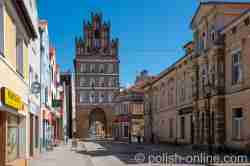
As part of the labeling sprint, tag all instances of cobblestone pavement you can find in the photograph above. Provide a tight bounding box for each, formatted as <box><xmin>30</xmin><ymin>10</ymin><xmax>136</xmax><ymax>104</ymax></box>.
<box><xmin>30</xmin><ymin>141</ymin><xmax>249</xmax><ymax>166</ymax></box>
<box><xmin>81</xmin><ymin>141</ymin><xmax>205</xmax><ymax>166</ymax></box>
<box><xmin>29</xmin><ymin>144</ymin><xmax>93</xmax><ymax>166</ymax></box>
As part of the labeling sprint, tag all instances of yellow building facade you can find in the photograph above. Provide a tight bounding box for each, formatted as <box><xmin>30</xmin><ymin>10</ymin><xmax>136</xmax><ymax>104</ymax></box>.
<box><xmin>0</xmin><ymin>1</ymin><xmax>37</xmax><ymax>166</ymax></box>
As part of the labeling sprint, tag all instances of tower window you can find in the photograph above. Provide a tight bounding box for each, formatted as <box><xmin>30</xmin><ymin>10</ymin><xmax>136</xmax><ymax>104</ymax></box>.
<box><xmin>95</xmin><ymin>30</ymin><xmax>100</xmax><ymax>39</ymax></box>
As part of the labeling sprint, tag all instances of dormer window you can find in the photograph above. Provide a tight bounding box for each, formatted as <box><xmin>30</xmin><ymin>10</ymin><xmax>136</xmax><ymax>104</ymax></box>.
<box><xmin>244</xmin><ymin>17</ymin><xmax>250</xmax><ymax>26</ymax></box>
<box><xmin>231</xmin><ymin>27</ymin><xmax>237</xmax><ymax>34</ymax></box>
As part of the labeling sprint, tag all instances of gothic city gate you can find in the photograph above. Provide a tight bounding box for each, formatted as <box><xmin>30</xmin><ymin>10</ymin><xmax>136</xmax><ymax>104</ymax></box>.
<box><xmin>88</xmin><ymin>108</ymin><xmax>107</xmax><ymax>138</ymax></box>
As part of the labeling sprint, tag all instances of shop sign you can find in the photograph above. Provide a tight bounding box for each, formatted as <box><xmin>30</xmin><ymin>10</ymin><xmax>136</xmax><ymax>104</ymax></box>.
<box><xmin>52</xmin><ymin>99</ymin><xmax>62</xmax><ymax>108</ymax></box>
<box><xmin>1</xmin><ymin>87</ymin><xmax>23</xmax><ymax>110</ymax></box>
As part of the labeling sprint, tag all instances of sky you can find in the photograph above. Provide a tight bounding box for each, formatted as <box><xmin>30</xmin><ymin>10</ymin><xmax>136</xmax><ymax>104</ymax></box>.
<box><xmin>38</xmin><ymin>0</ymin><xmax>200</xmax><ymax>87</ymax></box>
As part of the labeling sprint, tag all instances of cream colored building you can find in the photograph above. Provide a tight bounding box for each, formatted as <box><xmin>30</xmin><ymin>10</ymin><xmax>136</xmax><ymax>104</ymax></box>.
<box><xmin>0</xmin><ymin>0</ymin><xmax>37</xmax><ymax>166</ymax></box>
<box><xmin>190</xmin><ymin>1</ymin><xmax>250</xmax><ymax>150</ymax></box>
<box><xmin>144</xmin><ymin>2</ymin><xmax>250</xmax><ymax>151</ymax></box>
<box><xmin>221</xmin><ymin>10</ymin><xmax>250</xmax><ymax>150</ymax></box>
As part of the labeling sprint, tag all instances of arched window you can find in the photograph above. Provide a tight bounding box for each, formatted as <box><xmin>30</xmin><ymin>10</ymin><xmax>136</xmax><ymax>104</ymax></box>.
<box><xmin>90</xmin><ymin>91</ymin><xmax>95</xmax><ymax>103</ymax></box>
<box><xmin>90</xmin><ymin>78</ymin><xmax>95</xmax><ymax>88</ymax></box>
<box><xmin>99</xmin><ymin>64</ymin><xmax>104</xmax><ymax>73</ymax></box>
<box><xmin>99</xmin><ymin>92</ymin><xmax>104</xmax><ymax>103</ymax></box>
<box><xmin>108</xmin><ymin>64</ymin><xmax>114</xmax><ymax>73</ymax></box>
<box><xmin>108</xmin><ymin>78</ymin><xmax>114</xmax><ymax>87</ymax></box>
<box><xmin>80</xmin><ymin>92</ymin><xmax>85</xmax><ymax>103</ymax></box>
<box><xmin>108</xmin><ymin>92</ymin><xmax>113</xmax><ymax>102</ymax></box>
<box><xmin>90</xmin><ymin>64</ymin><xmax>95</xmax><ymax>73</ymax></box>
<box><xmin>80</xmin><ymin>77</ymin><xmax>85</xmax><ymax>87</ymax></box>
<box><xmin>99</xmin><ymin>77</ymin><xmax>105</xmax><ymax>87</ymax></box>
<box><xmin>80</xmin><ymin>63</ymin><xmax>86</xmax><ymax>73</ymax></box>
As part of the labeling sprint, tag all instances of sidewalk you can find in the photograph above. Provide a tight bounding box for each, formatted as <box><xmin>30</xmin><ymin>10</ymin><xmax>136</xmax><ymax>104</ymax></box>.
<box><xmin>29</xmin><ymin>144</ymin><xmax>93</xmax><ymax>166</ymax></box>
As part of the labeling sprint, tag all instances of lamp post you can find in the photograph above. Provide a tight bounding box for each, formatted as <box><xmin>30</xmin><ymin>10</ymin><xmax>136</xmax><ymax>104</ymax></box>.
<box><xmin>204</xmin><ymin>72</ymin><xmax>217</xmax><ymax>162</ymax></box>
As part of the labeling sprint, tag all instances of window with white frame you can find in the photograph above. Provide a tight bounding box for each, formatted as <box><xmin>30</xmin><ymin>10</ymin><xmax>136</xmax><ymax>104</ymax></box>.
<box><xmin>99</xmin><ymin>77</ymin><xmax>105</xmax><ymax>87</ymax></box>
<box><xmin>169</xmin><ymin>118</ymin><xmax>173</xmax><ymax>138</ymax></box>
<box><xmin>108</xmin><ymin>64</ymin><xmax>114</xmax><ymax>73</ymax></box>
<box><xmin>90</xmin><ymin>78</ymin><xmax>95</xmax><ymax>87</ymax></box>
<box><xmin>108</xmin><ymin>92</ymin><xmax>113</xmax><ymax>102</ymax></box>
<box><xmin>80</xmin><ymin>77</ymin><xmax>85</xmax><ymax>87</ymax></box>
<box><xmin>89</xmin><ymin>91</ymin><xmax>95</xmax><ymax>103</ymax></box>
<box><xmin>99</xmin><ymin>92</ymin><xmax>104</xmax><ymax>103</ymax></box>
<box><xmin>80</xmin><ymin>92</ymin><xmax>85</xmax><ymax>103</ymax></box>
<box><xmin>80</xmin><ymin>63</ymin><xmax>86</xmax><ymax>72</ymax></box>
<box><xmin>232</xmin><ymin>51</ymin><xmax>242</xmax><ymax>85</ymax></box>
<box><xmin>90</xmin><ymin>64</ymin><xmax>95</xmax><ymax>73</ymax></box>
<box><xmin>232</xmin><ymin>108</ymin><xmax>243</xmax><ymax>140</ymax></box>
<box><xmin>99</xmin><ymin>64</ymin><xmax>104</xmax><ymax>73</ymax></box>
<box><xmin>180</xmin><ymin>116</ymin><xmax>185</xmax><ymax>139</ymax></box>
<box><xmin>16</xmin><ymin>38</ymin><xmax>24</xmax><ymax>76</ymax></box>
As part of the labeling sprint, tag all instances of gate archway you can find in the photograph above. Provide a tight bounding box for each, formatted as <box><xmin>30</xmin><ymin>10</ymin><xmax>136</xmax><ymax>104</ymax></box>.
<box><xmin>88</xmin><ymin>108</ymin><xmax>107</xmax><ymax>138</ymax></box>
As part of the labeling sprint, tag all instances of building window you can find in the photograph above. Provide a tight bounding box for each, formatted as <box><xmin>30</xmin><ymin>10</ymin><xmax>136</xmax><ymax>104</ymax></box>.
<box><xmin>108</xmin><ymin>77</ymin><xmax>114</xmax><ymax>87</ymax></box>
<box><xmin>16</xmin><ymin>38</ymin><xmax>24</xmax><ymax>76</ymax></box>
<box><xmin>180</xmin><ymin>116</ymin><xmax>185</xmax><ymax>139</ymax></box>
<box><xmin>124</xmin><ymin>126</ymin><xmax>129</xmax><ymax>137</ymax></box>
<box><xmin>169</xmin><ymin>118</ymin><xmax>173</xmax><ymax>138</ymax></box>
<box><xmin>80</xmin><ymin>77</ymin><xmax>85</xmax><ymax>87</ymax></box>
<box><xmin>99</xmin><ymin>92</ymin><xmax>104</xmax><ymax>103</ymax></box>
<box><xmin>90</xmin><ymin>64</ymin><xmax>95</xmax><ymax>73</ymax></box>
<box><xmin>244</xmin><ymin>17</ymin><xmax>250</xmax><ymax>26</ymax></box>
<box><xmin>89</xmin><ymin>91</ymin><xmax>95</xmax><ymax>103</ymax></box>
<box><xmin>211</xmin><ymin>30</ymin><xmax>216</xmax><ymax>41</ymax></box>
<box><xmin>80</xmin><ymin>63</ymin><xmax>86</xmax><ymax>73</ymax></box>
<box><xmin>231</xmin><ymin>27</ymin><xmax>237</xmax><ymax>34</ymax></box>
<box><xmin>108</xmin><ymin>93</ymin><xmax>113</xmax><ymax>102</ymax></box>
<box><xmin>99</xmin><ymin>64</ymin><xmax>104</xmax><ymax>73</ymax></box>
<box><xmin>45</xmin><ymin>87</ymin><xmax>48</xmax><ymax>104</ymax></box>
<box><xmin>94</xmin><ymin>39</ymin><xmax>101</xmax><ymax>49</ymax></box>
<box><xmin>35</xmin><ymin>116</ymin><xmax>39</xmax><ymax>148</ymax></box>
<box><xmin>232</xmin><ymin>51</ymin><xmax>241</xmax><ymax>85</ymax></box>
<box><xmin>90</xmin><ymin>78</ymin><xmax>95</xmax><ymax>88</ymax></box>
<box><xmin>232</xmin><ymin>108</ymin><xmax>243</xmax><ymax>140</ymax></box>
<box><xmin>99</xmin><ymin>77</ymin><xmax>105</xmax><ymax>87</ymax></box>
<box><xmin>0</xmin><ymin>5</ymin><xmax>3</xmax><ymax>55</ymax></box>
<box><xmin>108</xmin><ymin>64</ymin><xmax>114</xmax><ymax>73</ymax></box>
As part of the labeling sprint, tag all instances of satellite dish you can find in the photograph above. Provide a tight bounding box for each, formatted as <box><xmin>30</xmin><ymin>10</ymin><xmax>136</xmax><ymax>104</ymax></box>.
<box><xmin>31</xmin><ymin>81</ymin><xmax>41</xmax><ymax>94</ymax></box>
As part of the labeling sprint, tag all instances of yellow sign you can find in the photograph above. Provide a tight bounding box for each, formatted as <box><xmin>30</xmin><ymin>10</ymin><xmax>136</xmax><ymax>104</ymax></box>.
<box><xmin>1</xmin><ymin>87</ymin><xmax>23</xmax><ymax>110</ymax></box>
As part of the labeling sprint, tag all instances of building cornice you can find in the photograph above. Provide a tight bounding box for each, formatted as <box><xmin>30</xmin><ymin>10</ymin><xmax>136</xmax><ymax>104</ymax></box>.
<box><xmin>13</xmin><ymin>0</ymin><xmax>37</xmax><ymax>39</ymax></box>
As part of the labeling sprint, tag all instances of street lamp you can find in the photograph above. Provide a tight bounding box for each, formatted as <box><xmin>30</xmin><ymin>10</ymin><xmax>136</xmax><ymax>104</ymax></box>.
<box><xmin>204</xmin><ymin>74</ymin><xmax>216</xmax><ymax>161</ymax></box>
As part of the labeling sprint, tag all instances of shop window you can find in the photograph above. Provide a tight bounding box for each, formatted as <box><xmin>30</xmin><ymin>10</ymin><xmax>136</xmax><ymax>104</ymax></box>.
<box><xmin>7</xmin><ymin>115</ymin><xmax>19</xmax><ymax>162</ymax></box>
<box><xmin>232</xmin><ymin>108</ymin><xmax>243</xmax><ymax>140</ymax></box>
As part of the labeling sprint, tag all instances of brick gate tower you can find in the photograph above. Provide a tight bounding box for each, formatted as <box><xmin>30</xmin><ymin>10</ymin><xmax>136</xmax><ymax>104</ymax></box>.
<box><xmin>74</xmin><ymin>12</ymin><xmax>120</xmax><ymax>138</ymax></box>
